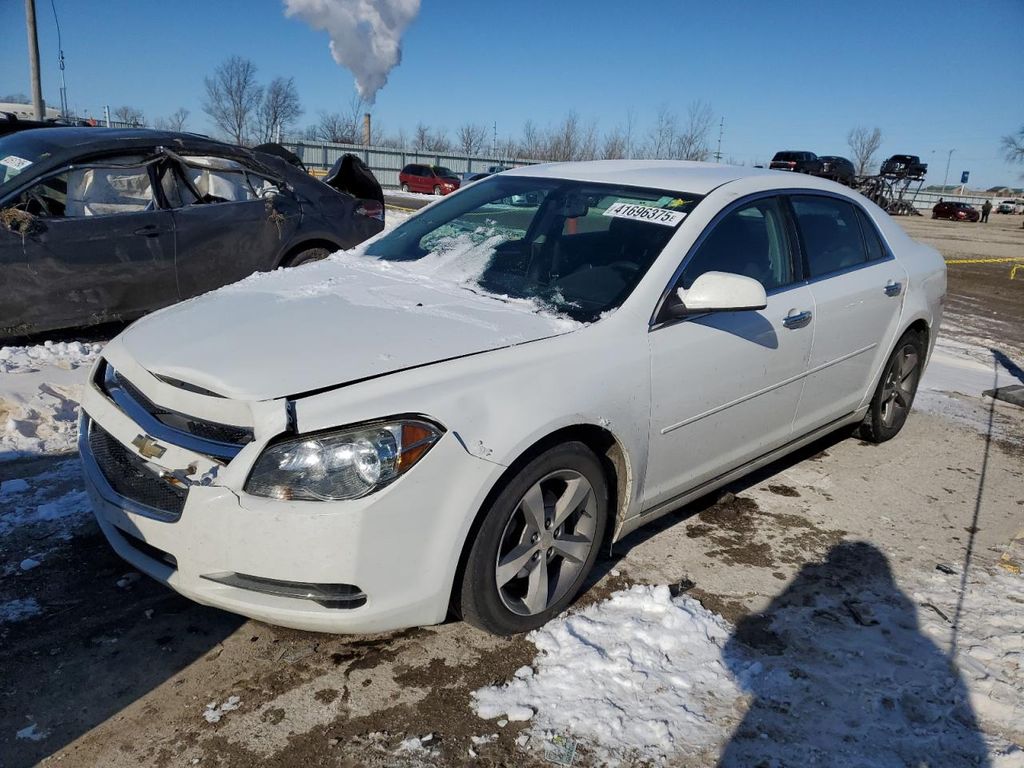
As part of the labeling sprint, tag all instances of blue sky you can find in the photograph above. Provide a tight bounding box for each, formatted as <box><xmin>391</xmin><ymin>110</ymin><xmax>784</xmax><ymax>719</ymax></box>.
<box><xmin>3</xmin><ymin>0</ymin><xmax>1022</xmax><ymax>187</ymax></box>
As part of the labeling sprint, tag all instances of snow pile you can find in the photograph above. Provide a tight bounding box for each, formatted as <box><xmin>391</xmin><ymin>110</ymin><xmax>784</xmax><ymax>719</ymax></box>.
<box><xmin>0</xmin><ymin>341</ymin><xmax>103</xmax><ymax>459</ymax></box>
<box><xmin>203</xmin><ymin>696</ymin><xmax>241</xmax><ymax>724</ymax></box>
<box><xmin>216</xmin><ymin>233</ymin><xmax>582</xmax><ymax>337</ymax></box>
<box><xmin>473</xmin><ymin>585</ymin><xmax>749</xmax><ymax>762</ymax></box>
<box><xmin>474</xmin><ymin>555</ymin><xmax>1024</xmax><ymax>766</ymax></box>
<box><xmin>0</xmin><ymin>460</ymin><xmax>92</xmax><ymax>539</ymax></box>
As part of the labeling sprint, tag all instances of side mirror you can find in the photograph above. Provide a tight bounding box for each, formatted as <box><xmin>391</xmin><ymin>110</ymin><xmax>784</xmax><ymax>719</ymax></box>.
<box><xmin>668</xmin><ymin>271</ymin><xmax>767</xmax><ymax>317</ymax></box>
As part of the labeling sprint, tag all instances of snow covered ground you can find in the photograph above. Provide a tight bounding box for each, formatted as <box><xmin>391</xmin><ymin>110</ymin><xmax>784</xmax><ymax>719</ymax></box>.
<box><xmin>0</xmin><ymin>342</ymin><xmax>103</xmax><ymax>460</ymax></box>
<box><xmin>474</xmin><ymin>563</ymin><xmax>1024</xmax><ymax>766</ymax></box>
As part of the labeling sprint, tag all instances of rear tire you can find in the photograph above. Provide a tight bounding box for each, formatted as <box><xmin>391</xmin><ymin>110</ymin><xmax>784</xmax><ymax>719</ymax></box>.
<box><xmin>285</xmin><ymin>247</ymin><xmax>330</xmax><ymax>268</ymax></box>
<box><xmin>859</xmin><ymin>329</ymin><xmax>925</xmax><ymax>443</ymax></box>
<box><xmin>458</xmin><ymin>442</ymin><xmax>608</xmax><ymax>636</ymax></box>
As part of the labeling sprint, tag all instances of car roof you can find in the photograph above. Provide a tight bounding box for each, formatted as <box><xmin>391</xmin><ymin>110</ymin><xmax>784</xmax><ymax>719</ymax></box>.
<box><xmin>504</xmin><ymin>159</ymin><xmax>786</xmax><ymax>195</ymax></box>
<box><xmin>0</xmin><ymin>126</ymin><xmax>236</xmax><ymax>160</ymax></box>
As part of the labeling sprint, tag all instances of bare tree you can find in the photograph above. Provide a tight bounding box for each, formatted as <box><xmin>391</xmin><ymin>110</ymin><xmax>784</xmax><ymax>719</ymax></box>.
<box><xmin>1</xmin><ymin>93</ymin><xmax>30</xmax><ymax>103</ymax></box>
<box><xmin>644</xmin><ymin>105</ymin><xmax>679</xmax><ymax>159</ymax></box>
<box><xmin>113</xmin><ymin>105</ymin><xmax>145</xmax><ymax>127</ymax></box>
<box><xmin>155</xmin><ymin>107</ymin><xmax>190</xmax><ymax>132</ymax></box>
<box><xmin>456</xmin><ymin>122</ymin><xmax>488</xmax><ymax>155</ymax></box>
<box><xmin>847</xmin><ymin>126</ymin><xmax>883</xmax><ymax>176</ymax></box>
<box><xmin>203</xmin><ymin>55</ymin><xmax>263</xmax><ymax>145</ymax></box>
<box><xmin>315</xmin><ymin>111</ymin><xmax>357</xmax><ymax>143</ymax></box>
<box><xmin>602</xmin><ymin>127</ymin><xmax>628</xmax><ymax>159</ymax></box>
<box><xmin>675</xmin><ymin>100</ymin><xmax>714</xmax><ymax>161</ymax></box>
<box><xmin>518</xmin><ymin>120</ymin><xmax>545</xmax><ymax>160</ymax></box>
<box><xmin>256</xmin><ymin>77</ymin><xmax>303</xmax><ymax>143</ymax></box>
<box><xmin>412</xmin><ymin>123</ymin><xmax>451</xmax><ymax>152</ymax></box>
<box><xmin>1002</xmin><ymin>125</ymin><xmax>1024</xmax><ymax>165</ymax></box>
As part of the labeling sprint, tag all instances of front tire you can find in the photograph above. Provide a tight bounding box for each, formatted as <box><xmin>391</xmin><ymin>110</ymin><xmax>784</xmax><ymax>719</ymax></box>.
<box><xmin>401</xmin><ymin>183</ymin><xmax>409</xmax><ymax>192</ymax></box>
<box><xmin>433</xmin><ymin>185</ymin><xmax>442</xmax><ymax>195</ymax></box>
<box><xmin>860</xmin><ymin>329</ymin><xmax>925</xmax><ymax>443</ymax></box>
<box><xmin>458</xmin><ymin>442</ymin><xmax>608</xmax><ymax>635</ymax></box>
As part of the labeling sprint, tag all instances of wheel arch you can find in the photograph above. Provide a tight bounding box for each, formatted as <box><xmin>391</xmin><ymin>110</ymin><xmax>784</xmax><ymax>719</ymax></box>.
<box><xmin>276</xmin><ymin>237</ymin><xmax>343</xmax><ymax>268</ymax></box>
<box><xmin>448</xmin><ymin>422</ymin><xmax>632</xmax><ymax>614</ymax></box>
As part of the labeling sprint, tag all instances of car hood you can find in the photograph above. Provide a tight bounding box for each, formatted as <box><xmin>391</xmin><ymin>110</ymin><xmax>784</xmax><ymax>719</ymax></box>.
<box><xmin>119</xmin><ymin>253</ymin><xmax>581</xmax><ymax>401</ymax></box>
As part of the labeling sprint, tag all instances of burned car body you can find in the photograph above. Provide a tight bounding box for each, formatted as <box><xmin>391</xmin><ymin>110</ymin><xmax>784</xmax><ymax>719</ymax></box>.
<box><xmin>0</xmin><ymin>128</ymin><xmax>384</xmax><ymax>339</ymax></box>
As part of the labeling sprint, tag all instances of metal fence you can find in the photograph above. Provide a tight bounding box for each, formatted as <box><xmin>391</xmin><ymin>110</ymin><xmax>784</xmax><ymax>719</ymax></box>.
<box><xmin>279</xmin><ymin>140</ymin><xmax>538</xmax><ymax>188</ymax></box>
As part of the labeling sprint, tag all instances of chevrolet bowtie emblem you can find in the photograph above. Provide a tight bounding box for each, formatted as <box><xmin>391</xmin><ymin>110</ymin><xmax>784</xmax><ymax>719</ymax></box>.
<box><xmin>132</xmin><ymin>434</ymin><xmax>167</xmax><ymax>460</ymax></box>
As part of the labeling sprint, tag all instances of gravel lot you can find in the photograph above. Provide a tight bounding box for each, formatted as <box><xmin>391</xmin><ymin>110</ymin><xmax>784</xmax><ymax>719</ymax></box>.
<box><xmin>1</xmin><ymin>212</ymin><xmax>1022</xmax><ymax>768</ymax></box>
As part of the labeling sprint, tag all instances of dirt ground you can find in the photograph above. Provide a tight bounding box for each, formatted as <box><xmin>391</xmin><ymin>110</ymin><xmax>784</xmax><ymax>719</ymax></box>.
<box><xmin>1</xmin><ymin>213</ymin><xmax>1022</xmax><ymax>768</ymax></box>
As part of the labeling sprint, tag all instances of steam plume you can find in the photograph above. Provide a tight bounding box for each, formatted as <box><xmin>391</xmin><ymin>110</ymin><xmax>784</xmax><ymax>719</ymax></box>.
<box><xmin>284</xmin><ymin>0</ymin><xmax>420</xmax><ymax>103</ymax></box>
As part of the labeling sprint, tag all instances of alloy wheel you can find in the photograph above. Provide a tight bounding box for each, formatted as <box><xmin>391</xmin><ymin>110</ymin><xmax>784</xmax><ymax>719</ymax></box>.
<box><xmin>880</xmin><ymin>343</ymin><xmax>920</xmax><ymax>428</ymax></box>
<box><xmin>494</xmin><ymin>470</ymin><xmax>598</xmax><ymax>616</ymax></box>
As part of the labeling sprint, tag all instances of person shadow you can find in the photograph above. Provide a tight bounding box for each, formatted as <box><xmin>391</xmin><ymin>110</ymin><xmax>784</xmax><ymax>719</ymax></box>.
<box><xmin>718</xmin><ymin>541</ymin><xmax>991</xmax><ymax>767</ymax></box>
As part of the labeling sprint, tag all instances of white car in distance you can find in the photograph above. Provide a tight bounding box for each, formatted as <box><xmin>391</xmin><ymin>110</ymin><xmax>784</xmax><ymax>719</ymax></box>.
<box><xmin>79</xmin><ymin>161</ymin><xmax>946</xmax><ymax>636</ymax></box>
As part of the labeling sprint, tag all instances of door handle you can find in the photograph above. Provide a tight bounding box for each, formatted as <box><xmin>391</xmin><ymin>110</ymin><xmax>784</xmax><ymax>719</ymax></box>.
<box><xmin>884</xmin><ymin>280</ymin><xmax>902</xmax><ymax>297</ymax></box>
<box><xmin>783</xmin><ymin>310</ymin><xmax>812</xmax><ymax>329</ymax></box>
<box><xmin>133</xmin><ymin>225</ymin><xmax>161</xmax><ymax>238</ymax></box>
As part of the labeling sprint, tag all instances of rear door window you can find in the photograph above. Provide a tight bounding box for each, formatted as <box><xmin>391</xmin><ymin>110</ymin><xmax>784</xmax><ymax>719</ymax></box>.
<box><xmin>790</xmin><ymin>195</ymin><xmax>868</xmax><ymax>278</ymax></box>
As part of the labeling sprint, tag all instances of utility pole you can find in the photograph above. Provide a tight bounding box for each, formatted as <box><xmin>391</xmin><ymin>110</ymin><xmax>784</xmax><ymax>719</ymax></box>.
<box><xmin>942</xmin><ymin>148</ymin><xmax>955</xmax><ymax>193</ymax></box>
<box><xmin>25</xmin><ymin>0</ymin><xmax>45</xmax><ymax>120</ymax></box>
<box><xmin>713</xmin><ymin>116</ymin><xmax>724</xmax><ymax>163</ymax></box>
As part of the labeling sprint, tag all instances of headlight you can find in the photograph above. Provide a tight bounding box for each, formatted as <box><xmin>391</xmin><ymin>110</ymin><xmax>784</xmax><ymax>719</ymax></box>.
<box><xmin>245</xmin><ymin>419</ymin><xmax>442</xmax><ymax>501</ymax></box>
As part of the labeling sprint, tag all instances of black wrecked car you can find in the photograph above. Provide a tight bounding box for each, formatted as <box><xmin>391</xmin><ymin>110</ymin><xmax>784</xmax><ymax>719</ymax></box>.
<box><xmin>0</xmin><ymin>128</ymin><xmax>384</xmax><ymax>339</ymax></box>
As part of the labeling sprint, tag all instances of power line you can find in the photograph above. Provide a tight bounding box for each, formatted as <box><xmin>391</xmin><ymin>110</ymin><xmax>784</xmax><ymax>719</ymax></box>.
<box><xmin>50</xmin><ymin>0</ymin><xmax>68</xmax><ymax>116</ymax></box>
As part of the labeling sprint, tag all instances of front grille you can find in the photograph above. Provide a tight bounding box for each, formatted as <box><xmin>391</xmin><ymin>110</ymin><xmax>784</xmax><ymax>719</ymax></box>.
<box><xmin>88</xmin><ymin>421</ymin><xmax>187</xmax><ymax>518</ymax></box>
<box><xmin>110</xmin><ymin>369</ymin><xmax>254</xmax><ymax>447</ymax></box>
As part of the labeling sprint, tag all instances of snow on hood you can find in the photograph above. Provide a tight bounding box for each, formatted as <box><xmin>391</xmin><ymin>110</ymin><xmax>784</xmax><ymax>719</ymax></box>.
<box><xmin>119</xmin><ymin>243</ymin><xmax>581</xmax><ymax>401</ymax></box>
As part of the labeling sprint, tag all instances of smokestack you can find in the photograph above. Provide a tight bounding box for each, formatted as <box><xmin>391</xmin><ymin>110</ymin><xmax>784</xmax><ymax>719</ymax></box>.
<box><xmin>363</xmin><ymin>113</ymin><xmax>371</xmax><ymax>146</ymax></box>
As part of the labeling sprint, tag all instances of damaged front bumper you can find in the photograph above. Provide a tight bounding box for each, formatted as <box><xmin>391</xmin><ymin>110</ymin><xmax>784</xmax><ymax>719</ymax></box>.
<box><xmin>78</xmin><ymin>339</ymin><xmax>501</xmax><ymax>634</ymax></box>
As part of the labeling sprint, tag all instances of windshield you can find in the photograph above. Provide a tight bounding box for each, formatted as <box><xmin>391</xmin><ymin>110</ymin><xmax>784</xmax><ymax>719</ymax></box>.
<box><xmin>432</xmin><ymin>166</ymin><xmax>455</xmax><ymax>177</ymax></box>
<box><xmin>0</xmin><ymin>132</ymin><xmax>61</xmax><ymax>186</ymax></box>
<box><xmin>364</xmin><ymin>175</ymin><xmax>702</xmax><ymax>322</ymax></box>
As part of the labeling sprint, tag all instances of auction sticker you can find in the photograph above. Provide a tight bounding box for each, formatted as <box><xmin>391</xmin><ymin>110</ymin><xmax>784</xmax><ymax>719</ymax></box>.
<box><xmin>602</xmin><ymin>201</ymin><xmax>686</xmax><ymax>227</ymax></box>
<box><xmin>0</xmin><ymin>155</ymin><xmax>32</xmax><ymax>171</ymax></box>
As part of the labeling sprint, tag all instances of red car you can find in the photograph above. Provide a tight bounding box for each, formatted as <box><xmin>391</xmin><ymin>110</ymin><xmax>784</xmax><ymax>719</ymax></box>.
<box><xmin>398</xmin><ymin>163</ymin><xmax>461</xmax><ymax>195</ymax></box>
<box><xmin>932</xmin><ymin>201</ymin><xmax>980</xmax><ymax>222</ymax></box>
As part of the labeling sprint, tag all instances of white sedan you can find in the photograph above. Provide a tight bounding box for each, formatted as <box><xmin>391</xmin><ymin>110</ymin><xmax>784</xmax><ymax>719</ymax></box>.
<box><xmin>79</xmin><ymin>161</ymin><xmax>945</xmax><ymax>635</ymax></box>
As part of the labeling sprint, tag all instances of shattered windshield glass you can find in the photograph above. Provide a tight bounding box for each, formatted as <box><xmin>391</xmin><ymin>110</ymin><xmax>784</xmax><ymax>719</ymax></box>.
<box><xmin>364</xmin><ymin>176</ymin><xmax>702</xmax><ymax>322</ymax></box>
<box><xmin>0</xmin><ymin>132</ymin><xmax>60</xmax><ymax>186</ymax></box>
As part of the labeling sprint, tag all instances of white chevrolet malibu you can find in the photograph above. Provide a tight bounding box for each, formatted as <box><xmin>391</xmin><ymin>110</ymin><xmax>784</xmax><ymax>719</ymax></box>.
<box><xmin>79</xmin><ymin>161</ymin><xmax>945</xmax><ymax>636</ymax></box>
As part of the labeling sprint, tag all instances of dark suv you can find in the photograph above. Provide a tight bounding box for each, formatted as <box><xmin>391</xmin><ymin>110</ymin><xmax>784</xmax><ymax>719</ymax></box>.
<box><xmin>770</xmin><ymin>151</ymin><xmax>823</xmax><ymax>174</ymax></box>
<box><xmin>816</xmin><ymin>156</ymin><xmax>856</xmax><ymax>185</ymax></box>
<box><xmin>880</xmin><ymin>155</ymin><xmax>927</xmax><ymax>179</ymax></box>
<box><xmin>398</xmin><ymin>164</ymin><xmax>461</xmax><ymax>195</ymax></box>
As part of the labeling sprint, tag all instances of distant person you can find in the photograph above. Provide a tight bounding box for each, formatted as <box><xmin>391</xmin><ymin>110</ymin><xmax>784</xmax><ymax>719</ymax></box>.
<box><xmin>981</xmin><ymin>199</ymin><xmax>992</xmax><ymax>223</ymax></box>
